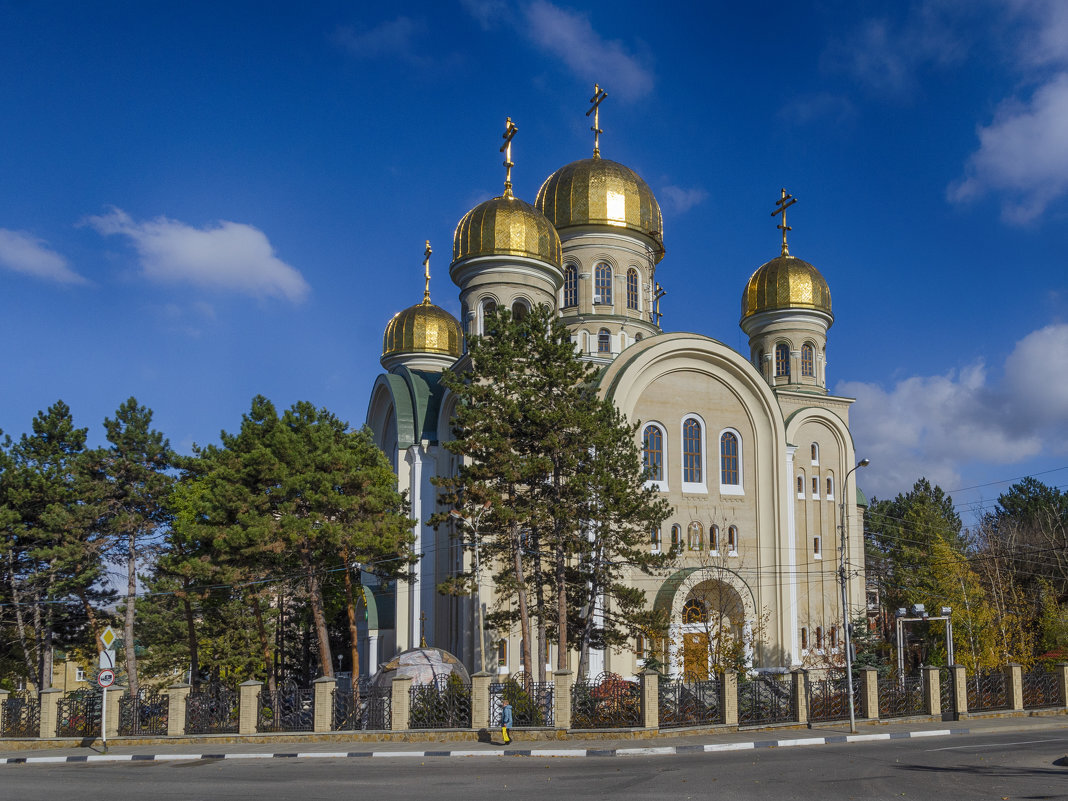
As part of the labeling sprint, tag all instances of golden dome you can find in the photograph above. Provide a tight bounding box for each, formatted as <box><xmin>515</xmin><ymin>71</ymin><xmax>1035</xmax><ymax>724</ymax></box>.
<box><xmin>535</xmin><ymin>157</ymin><xmax>663</xmax><ymax>240</ymax></box>
<box><xmin>741</xmin><ymin>254</ymin><xmax>833</xmax><ymax>322</ymax></box>
<box><xmin>453</xmin><ymin>195</ymin><xmax>562</xmax><ymax>267</ymax></box>
<box><xmin>382</xmin><ymin>299</ymin><xmax>463</xmax><ymax>360</ymax></box>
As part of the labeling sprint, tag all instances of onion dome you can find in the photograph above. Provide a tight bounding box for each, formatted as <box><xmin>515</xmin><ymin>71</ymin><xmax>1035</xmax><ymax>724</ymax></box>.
<box><xmin>740</xmin><ymin>254</ymin><xmax>832</xmax><ymax>322</ymax></box>
<box><xmin>452</xmin><ymin>195</ymin><xmax>562</xmax><ymax>267</ymax></box>
<box><xmin>370</xmin><ymin>646</ymin><xmax>471</xmax><ymax>690</ymax></box>
<box><xmin>382</xmin><ymin>298</ymin><xmax>463</xmax><ymax>361</ymax></box>
<box><xmin>535</xmin><ymin>157</ymin><xmax>663</xmax><ymax>241</ymax></box>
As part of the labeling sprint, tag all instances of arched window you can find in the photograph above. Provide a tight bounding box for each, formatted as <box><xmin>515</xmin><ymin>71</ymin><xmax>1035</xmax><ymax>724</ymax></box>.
<box><xmin>594</xmin><ymin>262</ymin><xmax>612</xmax><ymax>305</ymax></box>
<box><xmin>720</xmin><ymin>431</ymin><xmax>740</xmax><ymax>486</ymax></box>
<box><xmin>811</xmin><ymin>443</ymin><xmax>819</xmax><ymax>464</ymax></box>
<box><xmin>727</xmin><ymin>525</ymin><xmax>738</xmax><ymax>552</ymax></box>
<box><xmin>683</xmin><ymin>418</ymin><xmax>702</xmax><ymax>484</ymax></box>
<box><xmin>709</xmin><ymin>524</ymin><xmax>719</xmax><ymax>552</ymax></box>
<box><xmin>775</xmin><ymin>343</ymin><xmax>790</xmax><ymax>377</ymax></box>
<box><xmin>511</xmin><ymin>299</ymin><xmax>529</xmax><ymax>321</ymax></box>
<box><xmin>642</xmin><ymin>425</ymin><xmax>664</xmax><ymax>482</ymax></box>
<box><xmin>651</xmin><ymin>526</ymin><xmax>662</xmax><ymax>550</ymax></box>
<box><xmin>597</xmin><ymin>328</ymin><xmax>611</xmax><ymax>353</ymax></box>
<box><xmin>683</xmin><ymin>599</ymin><xmax>707</xmax><ymax>624</ymax></box>
<box><xmin>481</xmin><ymin>299</ymin><xmax>497</xmax><ymax>334</ymax></box>
<box><xmin>801</xmin><ymin>627</ymin><xmax>808</xmax><ymax>650</ymax></box>
<box><xmin>797</xmin><ymin>475</ymin><xmax>804</xmax><ymax>495</ymax></box>
<box><xmin>826</xmin><ymin>475</ymin><xmax>834</xmax><ymax>498</ymax></box>
<box><xmin>563</xmin><ymin>264</ymin><xmax>578</xmax><ymax>308</ymax></box>
<box><xmin>801</xmin><ymin>343</ymin><xmax>814</xmax><ymax>377</ymax></box>
<box><xmin>497</xmin><ymin>638</ymin><xmax>507</xmax><ymax>668</ymax></box>
<box><xmin>812</xmin><ymin>476</ymin><xmax>819</xmax><ymax>497</ymax></box>
<box><xmin>670</xmin><ymin>524</ymin><xmax>681</xmax><ymax>549</ymax></box>
<box><xmin>687</xmin><ymin>521</ymin><xmax>703</xmax><ymax>550</ymax></box>
<box><xmin>627</xmin><ymin>268</ymin><xmax>639</xmax><ymax>310</ymax></box>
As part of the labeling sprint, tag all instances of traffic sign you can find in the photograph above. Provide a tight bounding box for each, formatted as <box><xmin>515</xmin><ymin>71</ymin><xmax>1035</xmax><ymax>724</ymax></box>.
<box><xmin>99</xmin><ymin>626</ymin><xmax>119</xmax><ymax>651</ymax></box>
<box><xmin>97</xmin><ymin>669</ymin><xmax>115</xmax><ymax>688</ymax></box>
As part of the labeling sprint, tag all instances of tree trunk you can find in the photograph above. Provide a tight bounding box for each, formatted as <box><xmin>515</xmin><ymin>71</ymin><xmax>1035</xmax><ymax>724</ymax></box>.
<box><xmin>304</xmin><ymin>554</ymin><xmax>334</xmax><ymax>677</ymax></box>
<box><xmin>343</xmin><ymin>557</ymin><xmax>362</xmax><ymax>691</ymax></box>
<box><xmin>7</xmin><ymin>549</ymin><xmax>38</xmax><ymax>685</ymax></box>
<box><xmin>124</xmin><ymin>529</ymin><xmax>139</xmax><ymax>697</ymax></box>
<box><xmin>511</xmin><ymin>523</ymin><xmax>532</xmax><ymax>680</ymax></box>
<box><xmin>252</xmin><ymin>596</ymin><xmax>277</xmax><ymax>698</ymax></box>
<box><xmin>33</xmin><ymin>590</ymin><xmax>49</xmax><ymax>690</ymax></box>
<box><xmin>78</xmin><ymin>588</ymin><xmax>101</xmax><ymax>647</ymax></box>
<box><xmin>533</xmin><ymin>535</ymin><xmax>546</xmax><ymax>685</ymax></box>
<box><xmin>556</xmin><ymin>539</ymin><xmax>568</xmax><ymax>672</ymax></box>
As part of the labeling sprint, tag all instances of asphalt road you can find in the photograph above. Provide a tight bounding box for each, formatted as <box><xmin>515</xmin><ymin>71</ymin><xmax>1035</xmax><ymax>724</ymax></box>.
<box><xmin>2</xmin><ymin>731</ymin><xmax>1065</xmax><ymax>801</ymax></box>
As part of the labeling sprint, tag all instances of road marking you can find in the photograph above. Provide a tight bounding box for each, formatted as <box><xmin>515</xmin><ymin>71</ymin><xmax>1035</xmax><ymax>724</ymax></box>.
<box><xmin>776</xmin><ymin>737</ymin><xmax>827</xmax><ymax>748</ymax></box>
<box><xmin>617</xmin><ymin>747</ymin><xmax>675</xmax><ymax>756</ymax></box>
<box><xmin>704</xmin><ymin>742</ymin><xmax>756</xmax><ymax>752</ymax></box>
<box><xmin>908</xmin><ymin>729</ymin><xmax>952</xmax><ymax>738</ymax></box>
<box><xmin>925</xmin><ymin>738</ymin><xmax>1068</xmax><ymax>752</ymax></box>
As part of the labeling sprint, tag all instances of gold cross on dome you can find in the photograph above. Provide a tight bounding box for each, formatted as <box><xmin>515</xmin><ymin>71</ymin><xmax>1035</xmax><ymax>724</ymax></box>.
<box><xmin>500</xmin><ymin>117</ymin><xmax>518</xmax><ymax>197</ymax></box>
<box><xmin>586</xmin><ymin>83</ymin><xmax>607</xmax><ymax>158</ymax></box>
<box><xmin>422</xmin><ymin>240</ymin><xmax>432</xmax><ymax>304</ymax></box>
<box><xmin>771</xmin><ymin>188</ymin><xmax>797</xmax><ymax>256</ymax></box>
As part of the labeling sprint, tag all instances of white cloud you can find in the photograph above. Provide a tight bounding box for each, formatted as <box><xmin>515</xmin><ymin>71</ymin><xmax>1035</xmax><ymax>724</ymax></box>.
<box><xmin>334</xmin><ymin>16</ymin><xmax>428</xmax><ymax>63</ymax></box>
<box><xmin>659</xmin><ymin>185</ymin><xmax>708</xmax><ymax>215</ymax></box>
<box><xmin>460</xmin><ymin>0</ymin><xmax>506</xmax><ymax>31</ymax></box>
<box><xmin>85</xmin><ymin>208</ymin><xmax>310</xmax><ymax>303</ymax></box>
<box><xmin>836</xmin><ymin>323</ymin><xmax>1068</xmax><ymax>499</ymax></box>
<box><xmin>1005</xmin><ymin>0</ymin><xmax>1068</xmax><ymax>68</ymax></box>
<box><xmin>0</xmin><ymin>228</ymin><xmax>85</xmax><ymax>284</ymax></box>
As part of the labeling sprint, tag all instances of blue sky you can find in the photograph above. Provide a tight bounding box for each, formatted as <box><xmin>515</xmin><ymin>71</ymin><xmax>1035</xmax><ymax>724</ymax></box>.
<box><xmin>1</xmin><ymin>0</ymin><xmax>1066</xmax><ymax>524</ymax></box>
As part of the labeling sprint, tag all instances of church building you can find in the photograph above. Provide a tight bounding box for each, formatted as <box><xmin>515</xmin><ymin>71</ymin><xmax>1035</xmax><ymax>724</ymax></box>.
<box><xmin>363</xmin><ymin>91</ymin><xmax>865</xmax><ymax>679</ymax></box>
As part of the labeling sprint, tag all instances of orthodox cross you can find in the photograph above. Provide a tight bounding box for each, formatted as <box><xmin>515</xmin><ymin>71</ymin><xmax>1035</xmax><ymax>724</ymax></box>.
<box><xmin>771</xmin><ymin>188</ymin><xmax>797</xmax><ymax>256</ymax></box>
<box><xmin>419</xmin><ymin>610</ymin><xmax>428</xmax><ymax>648</ymax></box>
<box><xmin>422</xmin><ymin>240</ymin><xmax>432</xmax><ymax>304</ymax></box>
<box><xmin>586</xmin><ymin>83</ymin><xmax>607</xmax><ymax>158</ymax></box>
<box><xmin>500</xmin><ymin>117</ymin><xmax>518</xmax><ymax>197</ymax></box>
<box><xmin>653</xmin><ymin>282</ymin><xmax>667</xmax><ymax>326</ymax></box>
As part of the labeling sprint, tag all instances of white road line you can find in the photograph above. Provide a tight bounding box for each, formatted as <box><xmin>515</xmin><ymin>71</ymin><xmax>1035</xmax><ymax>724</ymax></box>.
<box><xmin>528</xmin><ymin>750</ymin><xmax>583</xmax><ymax>758</ymax></box>
<box><xmin>926</xmin><ymin>738</ymin><xmax>1068</xmax><ymax>751</ymax></box>
<box><xmin>907</xmin><ymin>729</ymin><xmax>952</xmax><ymax>738</ymax></box>
<box><xmin>704</xmin><ymin>742</ymin><xmax>756</xmax><ymax>752</ymax></box>
<box><xmin>296</xmin><ymin>752</ymin><xmax>350</xmax><ymax>759</ymax></box>
<box><xmin>846</xmin><ymin>733</ymin><xmax>891</xmax><ymax>742</ymax></box>
<box><xmin>616</xmin><ymin>747</ymin><xmax>676</xmax><ymax>756</ymax></box>
<box><xmin>776</xmin><ymin>737</ymin><xmax>827</xmax><ymax>747</ymax></box>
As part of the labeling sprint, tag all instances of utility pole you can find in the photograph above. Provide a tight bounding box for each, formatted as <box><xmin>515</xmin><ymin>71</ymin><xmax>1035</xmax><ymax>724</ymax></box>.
<box><xmin>839</xmin><ymin>458</ymin><xmax>869</xmax><ymax>734</ymax></box>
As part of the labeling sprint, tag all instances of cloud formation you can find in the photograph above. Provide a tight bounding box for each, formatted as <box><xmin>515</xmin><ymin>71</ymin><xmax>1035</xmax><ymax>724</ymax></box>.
<box><xmin>0</xmin><ymin>228</ymin><xmax>85</xmax><ymax>284</ymax></box>
<box><xmin>334</xmin><ymin>16</ymin><xmax>428</xmax><ymax>64</ymax></box>
<box><xmin>837</xmin><ymin>323</ymin><xmax>1068</xmax><ymax>499</ymax></box>
<box><xmin>659</xmin><ymin>185</ymin><xmax>708</xmax><ymax>215</ymax></box>
<box><xmin>86</xmin><ymin>208</ymin><xmax>310</xmax><ymax>303</ymax></box>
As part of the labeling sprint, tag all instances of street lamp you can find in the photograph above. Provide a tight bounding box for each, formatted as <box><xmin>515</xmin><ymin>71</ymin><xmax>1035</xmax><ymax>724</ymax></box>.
<box><xmin>450</xmin><ymin>501</ymin><xmax>492</xmax><ymax>674</ymax></box>
<box><xmin>839</xmin><ymin>457</ymin><xmax>869</xmax><ymax>734</ymax></box>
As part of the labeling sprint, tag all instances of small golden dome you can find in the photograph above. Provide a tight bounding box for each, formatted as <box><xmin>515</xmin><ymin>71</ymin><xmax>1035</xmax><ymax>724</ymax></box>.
<box><xmin>382</xmin><ymin>299</ymin><xmax>463</xmax><ymax>360</ymax></box>
<box><xmin>453</xmin><ymin>195</ymin><xmax>562</xmax><ymax>267</ymax></box>
<box><xmin>535</xmin><ymin>157</ymin><xmax>663</xmax><ymax>241</ymax></box>
<box><xmin>741</xmin><ymin>254</ymin><xmax>832</xmax><ymax>322</ymax></box>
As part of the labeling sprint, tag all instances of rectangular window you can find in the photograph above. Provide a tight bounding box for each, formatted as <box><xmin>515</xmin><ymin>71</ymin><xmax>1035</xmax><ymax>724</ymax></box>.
<box><xmin>814</xmin><ymin>535</ymin><xmax>821</xmax><ymax>557</ymax></box>
<box><xmin>812</xmin><ymin>476</ymin><xmax>819</xmax><ymax>498</ymax></box>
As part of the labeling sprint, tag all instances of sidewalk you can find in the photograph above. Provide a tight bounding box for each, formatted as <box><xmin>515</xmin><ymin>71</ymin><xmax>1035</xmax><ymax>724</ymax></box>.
<box><xmin>3</xmin><ymin>712</ymin><xmax>1066</xmax><ymax>764</ymax></box>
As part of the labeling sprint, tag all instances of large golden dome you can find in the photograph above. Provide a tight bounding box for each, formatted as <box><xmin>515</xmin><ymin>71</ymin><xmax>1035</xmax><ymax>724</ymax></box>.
<box><xmin>382</xmin><ymin>299</ymin><xmax>463</xmax><ymax>360</ymax></box>
<box><xmin>741</xmin><ymin>254</ymin><xmax>832</xmax><ymax>322</ymax></box>
<box><xmin>535</xmin><ymin>157</ymin><xmax>663</xmax><ymax>240</ymax></box>
<box><xmin>453</xmin><ymin>195</ymin><xmax>562</xmax><ymax>267</ymax></box>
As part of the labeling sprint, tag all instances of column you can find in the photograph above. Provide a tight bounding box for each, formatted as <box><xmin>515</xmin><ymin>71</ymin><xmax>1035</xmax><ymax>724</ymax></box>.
<box><xmin>313</xmin><ymin>676</ymin><xmax>336</xmax><ymax>733</ymax></box>
<box><xmin>407</xmin><ymin>448</ymin><xmax>423</xmax><ymax>650</ymax></box>
<box><xmin>640</xmin><ymin>670</ymin><xmax>659</xmax><ymax>730</ymax></box>
<box><xmin>721</xmin><ymin>672</ymin><xmax>738</xmax><ymax>726</ymax></box>
<box><xmin>238</xmin><ymin>680</ymin><xmax>263</xmax><ymax>736</ymax></box>
<box><xmin>368</xmin><ymin>632</ymin><xmax>380</xmax><ymax>674</ymax></box>
<box><xmin>950</xmin><ymin>665</ymin><xmax>968</xmax><ymax>719</ymax></box>
<box><xmin>167</xmin><ymin>684</ymin><xmax>191</xmax><ymax>736</ymax></box>
<box><xmin>922</xmin><ymin>666</ymin><xmax>940</xmax><ymax>717</ymax></box>
<box><xmin>792</xmin><ymin>669</ymin><xmax>808</xmax><ymax>725</ymax></box>
<box><xmin>104</xmin><ymin>687</ymin><xmax>124</xmax><ymax>739</ymax></box>
<box><xmin>1006</xmin><ymin>664</ymin><xmax>1024</xmax><ymax>711</ymax></box>
<box><xmin>39</xmin><ymin>688</ymin><xmax>61</xmax><ymax>738</ymax></box>
<box><xmin>553</xmin><ymin>670</ymin><xmax>573</xmax><ymax>730</ymax></box>
<box><xmin>390</xmin><ymin>675</ymin><xmax>413</xmax><ymax>731</ymax></box>
<box><xmin>471</xmin><ymin>672</ymin><xmax>492</xmax><ymax>731</ymax></box>
<box><xmin>860</xmin><ymin>667</ymin><xmax>879</xmax><ymax>720</ymax></box>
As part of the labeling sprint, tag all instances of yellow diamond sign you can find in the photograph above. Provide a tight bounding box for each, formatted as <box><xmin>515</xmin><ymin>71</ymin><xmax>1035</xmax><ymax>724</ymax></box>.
<box><xmin>99</xmin><ymin>626</ymin><xmax>118</xmax><ymax>651</ymax></box>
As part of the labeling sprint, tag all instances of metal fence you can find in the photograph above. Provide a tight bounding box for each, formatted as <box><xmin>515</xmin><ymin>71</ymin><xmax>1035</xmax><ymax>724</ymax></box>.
<box><xmin>658</xmin><ymin>677</ymin><xmax>721</xmax><ymax>728</ymax></box>
<box><xmin>185</xmin><ymin>685</ymin><xmax>239</xmax><ymax>734</ymax></box>
<box><xmin>878</xmin><ymin>675</ymin><xmax>925</xmax><ymax>718</ymax></box>
<box><xmin>56</xmin><ymin>690</ymin><xmax>102</xmax><ymax>737</ymax></box>
<box><xmin>490</xmin><ymin>678</ymin><xmax>554</xmax><ymax>728</ymax></box>
<box><xmin>967</xmin><ymin>670</ymin><xmax>1008</xmax><ymax>713</ymax></box>
<box><xmin>258</xmin><ymin>684</ymin><xmax>314</xmax><ymax>732</ymax></box>
<box><xmin>333</xmin><ymin>682</ymin><xmax>391</xmax><ymax>731</ymax></box>
<box><xmin>409</xmin><ymin>676</ymin><xmax>471</xmax><ymax>729</ymax></box>
<box><xmin>1022</xmin><ymin>665</ymin><xmax>1060</xmax><ymax>709</ymax></box>
<box><xmin>1</xmin><ymin>692</ymin><xmax>40</xmax><ymax>737</ymax></box>
<box><xmin>118</xmin><ymin>690</ymin><xmax>169</xmax><ymax>736</ymax></box>
<box><xmin>939</xmin><ymin>669</ymin><xmax>954</xmax><ymax>717</ymax></box>
<box><xmin>806</xmin><ymin>672</ymin><xmax>859</xmax><ymax>723</ymax></box>
<box><xmin>571</xmin><ymin>673</ymin><xmax>642</xmax><ymax>729</ymax></box>
<box><xmin>738</xmin><ymin>673</ymin><xmax>794</xmax><ymax>726</ymax></box>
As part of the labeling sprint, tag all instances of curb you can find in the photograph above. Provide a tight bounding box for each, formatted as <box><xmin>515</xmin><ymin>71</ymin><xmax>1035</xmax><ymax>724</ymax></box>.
<box><xmin>0</xmin><ymin>727</ymin><xmax>970</xmax><ymax>765</ymax></box>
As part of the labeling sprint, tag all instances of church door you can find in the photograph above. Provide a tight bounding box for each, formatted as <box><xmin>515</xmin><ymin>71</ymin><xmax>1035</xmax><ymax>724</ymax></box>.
<box><xmin>682</xmin><ymin>633</ymin><xmax>710</xmax><ymax>681</ymax></box>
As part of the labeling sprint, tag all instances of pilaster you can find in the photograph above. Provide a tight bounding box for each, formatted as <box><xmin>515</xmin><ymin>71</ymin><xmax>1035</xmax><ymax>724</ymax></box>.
<box><xmin>860</xmin><ymin>667</ymin><xmax>879</xmax><ymax>720</ymax></box>
<box><xmin>792</xmin><ymin>669</ymin><xmax>807</xmax><ymax>725</ymax></box>
<box><xmin>390</xmin><ymin>675</ymin><xmax>413</xmax><ymax>731</ymax></box>
<box><xmin>39</xmin><ymin>688</ymin><xmax>61</xmax><ymax>738</ymax></box>
<box><xmin>553</xmin><ymin>670</ymin><xmax>573</xmax><ymax>730</ymax></box>
<box><xmin>721</xmin><ymin>672</ymin><xmax>738</xmax><ymax>726</ymax></box>
<box><xmin>1057</xmin><ymin>663</ymin><xmax>1068</xmax><ymax>708</ymax></box>
<box><xmin>640</xmin><ymin>670</ymin><xmax>659</xmax><ymax>729</ymax></box>
<box><xmin>471</xmin><ymin>672</ymin><xmax>492</xmax><ymax>730</ymax></box>
<box><xmin>167</xmin><ymin>684</ymin><xmax>191</xmax><ymax>736</ymax></box>
<box><xmin>950</xmin><ymin>665</ymin><xmax>968</xmax><ymax>719</ymax></box>
<box><xmin>922</xmin><ymin>667</ymin><xmax>940</xmax><ymax>717</ymax></box>
<box><xmin>104</xmin><ymin>687</ymin><xmax>124</xmax><ymax>738</ymax></box>
<box><xmin>1006</xmin><ymin>664</ymin><xmax>1024</xmax><ymax>711</ymax></box>
<box><xmin>238</xmin><ymin>680</ymin><xmax>263</xmax><ymax>735</ymax></box>
<box><xmin>313</xmin><ymin>676</ymin><xmax>336</xmax><ymax>733</ymax></box>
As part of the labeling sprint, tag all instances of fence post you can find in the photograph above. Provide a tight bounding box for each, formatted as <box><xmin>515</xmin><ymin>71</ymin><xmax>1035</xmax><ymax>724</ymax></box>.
<box><xmin>1057</xmin><ymin>663</ymin><xmax>1068</xmax><ymax>709</ymax></box>
<box><xmin>721</xmin><ymin>671</ymin><xmax>738</xmax><ymax>726</ymax></box>
<box><xmin>792</xmin><ymin>669</ymin><xmax>808</xmax><ymax>725</ymax></box>
<box><xmin>390</xmin><ymin>675</ymin><xmax>413</xmax><ymax>731</ymax></box>
<box><xmin>0</xmin><ymin>688</ymin><xmax>8</xmax><ymax>736</ymax></box>
<box><xmin>238</xmin><ymin>680</ymin><xmax>263</xmax><ymax>735</ymax></box>
<box><xmin>922</xmin><ymin>667</ymin><xmax>940</xmax><ymax>717</ymax></box>
<box><xmin>553</xmin><ymin>670</ymin><xmax>573</xmax><ymax>731</ymax></box>
<box><xmin>1005</xmin><ymin>664</ymin><xmax>1023</xmax><ymax>711</ymax></box>
<box><xmin>470</xmin><ymin>672</ymin><xmax>492</xmax><ymax>731</ymax></box>
<box><xmin>105</xmin><ymin>686</ymin><xmax>124</xmax><ymax>739</ymax></box>
<box><xmin>313</xmin><ymin>676</ymin><xmax>336</xmax><ymax>733</ymax></box>
<box><xmin>949</xmin><ymin>665</ymin><xmax>968</xmax><ymax>718</ymax></box>
<box><xmin>641</xmin><ymin>669</ymin><xmax>659</xmax><ymax>730</ymax></box>
<box><xmin>860</xmin><ymin>667</ymin><xmax>879</xmax><ymax>720</ymax></box>
<box><xmin>167</xmin><ymin>684</ymin><xmax>191</xmax><ymax>736</ymax></box>
<box><xmin>39</xmin><ymin>688</ymin><xmax>62</xmax><ymax>738</ymax></box>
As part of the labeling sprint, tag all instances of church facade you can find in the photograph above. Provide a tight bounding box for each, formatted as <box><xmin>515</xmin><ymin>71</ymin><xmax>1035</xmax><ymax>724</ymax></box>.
<box><xmin>363</xmin><ymin>102</ymin><xmax>865</xmax><ymax>680</ymax></box>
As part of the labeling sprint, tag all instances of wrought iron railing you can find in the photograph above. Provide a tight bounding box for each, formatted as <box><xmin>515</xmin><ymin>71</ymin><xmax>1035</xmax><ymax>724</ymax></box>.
<box><xmin>1022</xmin><ymin>665</ymin><xmax>1060</xmax><ymax>709</ymax></box>
<box><xmin>878</xmin><ymin>675</ymin><xmax>924</xmax><ymax>718</ymax></box>
<box><xmin>967</xmin><ymin>670</ymin><xmax>1008</xmax><ymax>713</ymax></box>
<box><xmin>56</xmin><ymin>690</ymin><xmax>102</xmax><ymax>737</ymax></box>
<box><xmin>571</xmin><ymin>672</ymin><xmax>642</xmax><ymax>729</ymax></box>
<box><xmin>118</xmin><ymin>690</ymin><xmax>169</xmax><ymax>736</ymax></box>
<box><xmin>185</xmin><ymin>685</ymin><xmax>239</xmax><ymax>734</ymax></box>
<box><xmin>1</xmin><ymin>692</ymin><xmax>41</xmax><ymax>737</ymax></box>
<box><xmin>333</xmin><ymin>681</ymin><xmax>391</xmax><ymax>731</ymax></box>
<box><xmin>258</xmin><ymin>685</ymin><xmax>314</xmax><ymax>732</ymax></box>
<box><xmin>738</xmin><ymin>673</ymin><xmax>794</xmax><ymax>725</ymax></box>
<box><xmin>490</xmin><ymin>677</ymin><xmax>554</xmax><ymax>728</ymax></box>
<box><xmin>409</xmin><ymin>676</ymin><xmax>471</xmax><ymax>729</ymax></box>
<box><xmin>806</xmin><ymin>672</ymin><xmax>859</xmax><ymax>723</ymax></box>
<box><xmin>939</xmin><ymin>669</ymin><xmax>954</xmax><ymax>717</ymax></box>
<box><xmin>658</xmin><ymin>677</ymin><xmax>721</xmax><ymax>728</ymax></box>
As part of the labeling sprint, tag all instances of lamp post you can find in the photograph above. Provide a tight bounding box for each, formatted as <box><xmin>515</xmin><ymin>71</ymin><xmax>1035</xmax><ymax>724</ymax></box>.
<box><xmin>450</xmin><ymin>501</ymin><xmax>492</xmax><ymax>674</ymax></box>
<box><xmin>839</xmin><ymin>457</ymin><xmax>869</xmax><ymax>734</ymax></box>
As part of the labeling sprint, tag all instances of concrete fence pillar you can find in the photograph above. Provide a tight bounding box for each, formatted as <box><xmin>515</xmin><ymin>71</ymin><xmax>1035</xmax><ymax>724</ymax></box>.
<box><xmin>721</xmin><ymin>672</ymin><xmax>738</xmax><ymax>726</ymax></box>
<box><xmin>104</xmin><ymin>687</ymin><xmax>124</xmax><ymax>739</ymax></box>
<box><xmin>471</xmin><ymin>672</ymin><xmax>492</xmax><ymax>730</ymax></box>
<box><xmin>950</xmin><ymin>665</ymin><xmax>968</xmax><ymax>719</ymax></box>
<box><xmin>0</xmin><ymin>689</ymin><xmax>9</xmax><ymax>736</ymax></box>
<box><xmin>1005</xmin><ymin>664</ymin><xmax>1024</xmax><ymax>711</ymax></box>
<box><xmin>167</xmin><ymin>684</ymin><xmax>191</xmax><ymax>736</ymax></box>
<box><xmin>860</xmin><ymin>667</ymin><xmax>879</xmax><ymax>720</ymax></box>
<box><xmin>922</xmin><ymin>667</ymin><xmax>941</xmax><ymax>717</ymax></box>
<box><xmin>39</xmin><ymin>688</ymin><xmax>62</xmax><ymax>738</ymax></box>
<box><xmin>553</xmin><ymin>670</ymin><xmax>573</xmax><ymax>730</ymax></box>
<box><xmin>313</xmin><ymin>676</ymin><xmax>336</xmax><ymax>733</ymax></box>
<box><xmin>390</xmin><ymin>675</ymin><xmax>413</xmax><ymax>731</ymax></box>
<box><xmin>1056</xmin><ymin>664</ymin><xmax>1068</xmax><ymax>709</ymax></box>
<box><xmin>792</xmin><ymin>670</ymin><xmax>808</xmax><ymax>725</ymax></box>
<box><xmin>641</xmin><ymin>670</ymin><xmax>659</xmax><ymax>730</ymax></box>
<box><xmin>238</xmin><ymin>680</ymin><xmax>263</xmax><ymax>735</ymax></box>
